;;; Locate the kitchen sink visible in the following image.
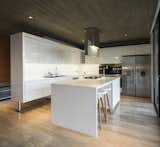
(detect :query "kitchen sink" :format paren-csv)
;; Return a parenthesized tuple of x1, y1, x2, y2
(84, 75, 102, 79)
(44, 75, 65, 78)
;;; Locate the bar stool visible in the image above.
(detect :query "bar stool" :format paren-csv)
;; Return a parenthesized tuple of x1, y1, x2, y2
(103, 87, 111, 112)
(97, 90, 107, 129)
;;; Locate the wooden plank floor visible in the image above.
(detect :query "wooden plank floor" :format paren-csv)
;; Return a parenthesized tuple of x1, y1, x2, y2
(0, 96, 159, 147)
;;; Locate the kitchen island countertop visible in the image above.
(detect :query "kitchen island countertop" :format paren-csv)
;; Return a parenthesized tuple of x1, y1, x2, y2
(52, 76, 120, 88)
(51, 76, 120, 137)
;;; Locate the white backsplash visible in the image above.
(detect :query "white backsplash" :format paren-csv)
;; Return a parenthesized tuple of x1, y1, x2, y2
(24, 63, 99, 81)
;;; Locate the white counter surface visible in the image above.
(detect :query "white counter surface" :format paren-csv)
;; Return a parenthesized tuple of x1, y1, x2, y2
(53, 76, 120, 88)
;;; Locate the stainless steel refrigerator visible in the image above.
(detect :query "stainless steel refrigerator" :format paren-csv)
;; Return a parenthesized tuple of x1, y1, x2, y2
(122, 55, 151, 97)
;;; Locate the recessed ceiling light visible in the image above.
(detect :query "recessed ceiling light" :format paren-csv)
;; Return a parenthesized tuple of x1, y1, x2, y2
(124, 33, 128, 37)
(114, 56, 119, 60)
(82, 40, 84, 42)
(28, 16, 33, 19)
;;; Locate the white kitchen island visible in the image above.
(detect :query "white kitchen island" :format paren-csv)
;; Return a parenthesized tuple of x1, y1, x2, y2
(51, 77, 120, 137)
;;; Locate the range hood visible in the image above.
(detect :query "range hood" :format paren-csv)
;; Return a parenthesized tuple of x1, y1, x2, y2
(84, 27, 99, 57)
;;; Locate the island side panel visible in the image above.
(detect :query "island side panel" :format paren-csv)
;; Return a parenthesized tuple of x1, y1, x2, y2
(112, 78, 120, 109)
(51, 84, 98, 137)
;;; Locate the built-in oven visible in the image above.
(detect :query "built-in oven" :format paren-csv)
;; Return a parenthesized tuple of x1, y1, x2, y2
(99, 64, 122, 88)
(99, 64, 122, 75)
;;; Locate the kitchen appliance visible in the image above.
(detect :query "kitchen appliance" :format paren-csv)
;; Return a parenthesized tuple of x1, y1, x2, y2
(84, 27, 99, 56)
(99, 64, 122, 75)
(122, 55, 151, 97)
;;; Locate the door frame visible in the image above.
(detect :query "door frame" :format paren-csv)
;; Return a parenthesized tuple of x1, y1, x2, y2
(152, 12, 160, 117)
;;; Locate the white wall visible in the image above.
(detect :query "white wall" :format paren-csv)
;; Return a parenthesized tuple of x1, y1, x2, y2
(24, 63, 99, 81)
(99, 44, 151, 64)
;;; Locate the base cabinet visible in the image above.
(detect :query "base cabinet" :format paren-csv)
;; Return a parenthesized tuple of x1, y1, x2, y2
(23, 77, 72, 103)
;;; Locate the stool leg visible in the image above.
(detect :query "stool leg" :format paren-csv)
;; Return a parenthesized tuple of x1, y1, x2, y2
(103, 95, 107, 123)
(106, 94, 111, 112)
(100, 97, 106, 123)
(98, 99, 101, 129)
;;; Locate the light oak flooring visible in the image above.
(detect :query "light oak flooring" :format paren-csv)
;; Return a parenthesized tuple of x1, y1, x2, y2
(0, 96, 159, 147)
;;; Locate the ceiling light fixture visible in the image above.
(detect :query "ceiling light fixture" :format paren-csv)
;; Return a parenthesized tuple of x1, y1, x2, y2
(28, 16, 33, 19)
(124, 33, 128, 37)
(114, 57, 119, 60)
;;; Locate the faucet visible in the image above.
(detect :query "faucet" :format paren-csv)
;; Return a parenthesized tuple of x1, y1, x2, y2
(83, 72, 86, 77)
(48, 71, 53, 76)
(55, 66, 58, 76)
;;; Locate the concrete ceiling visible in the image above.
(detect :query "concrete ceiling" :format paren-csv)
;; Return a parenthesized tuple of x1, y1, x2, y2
(0, 0, 158, 48)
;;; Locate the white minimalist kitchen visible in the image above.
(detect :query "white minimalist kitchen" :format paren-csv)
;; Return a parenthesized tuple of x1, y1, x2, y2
(0, 1, 159, 147)
(10, 32, 121, 136)
(10, 31, 151, 137)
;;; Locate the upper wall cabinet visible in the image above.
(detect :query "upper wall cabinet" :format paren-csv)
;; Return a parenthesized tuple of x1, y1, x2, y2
(23, 36, 58, 63)
(98, 44, 151, 64)
(22, 32, 82, 64)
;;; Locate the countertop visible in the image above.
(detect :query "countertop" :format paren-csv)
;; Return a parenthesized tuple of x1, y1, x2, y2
(105, 74, 121, 77)
(52, 76, 120, 88)
(24, 75, 74, 82)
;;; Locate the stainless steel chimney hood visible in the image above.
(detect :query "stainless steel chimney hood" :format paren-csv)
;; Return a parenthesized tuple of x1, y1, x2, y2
(84, 27, 99, 57)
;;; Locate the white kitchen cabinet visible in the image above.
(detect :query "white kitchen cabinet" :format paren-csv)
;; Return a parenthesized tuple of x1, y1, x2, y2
(10, 32, 82, 104)
(23, 34, 82, 64)
(85, 56, 99, 64)
(99, 44, 151, 64)
(23, 35, 62, 64)
(23, 77, 73, 103)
